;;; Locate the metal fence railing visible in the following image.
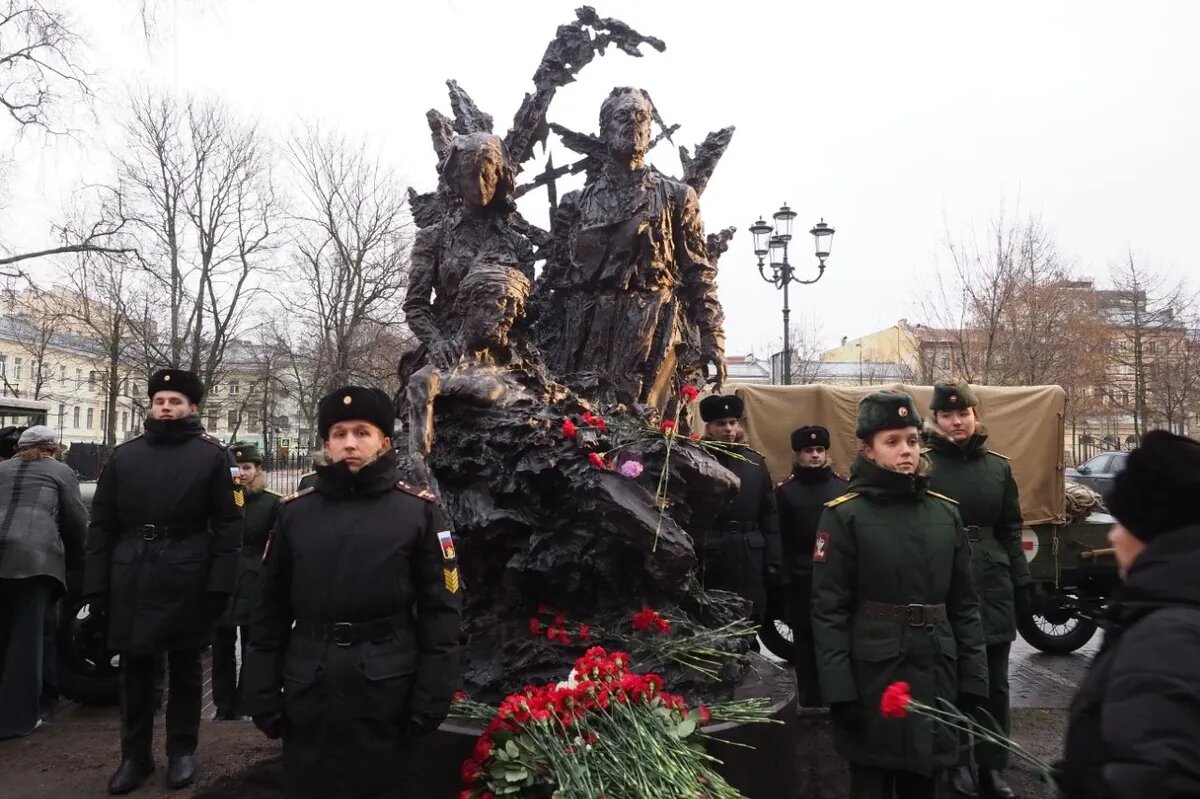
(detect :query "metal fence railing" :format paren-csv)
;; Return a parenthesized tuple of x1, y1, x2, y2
(258, 451, 319, 495)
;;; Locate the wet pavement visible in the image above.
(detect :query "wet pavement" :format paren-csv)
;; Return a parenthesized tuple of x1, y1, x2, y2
(1010, 633, 1100, 708)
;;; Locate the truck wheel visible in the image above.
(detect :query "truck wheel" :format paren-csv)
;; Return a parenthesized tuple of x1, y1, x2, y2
(57, 584, 121, 705)
(1017, 610, 1097, 655)
(758, 605, 795, 662)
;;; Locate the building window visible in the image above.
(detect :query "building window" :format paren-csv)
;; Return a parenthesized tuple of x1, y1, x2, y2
(121, 411, 128, 432)
(86, 407, 94, 429)
(227, 410, 238, 429)
(228, 381, 239, 395)
(100, 408, 107, 432)
(72, 406, 80, 428)
(76, 368, 82, 387)
(60, 366, 66, 386)
(0, 354, 6, 377)
(14, 357, 21, 380)
(208, 414, 219, 431)
(248, 409, 259, 429)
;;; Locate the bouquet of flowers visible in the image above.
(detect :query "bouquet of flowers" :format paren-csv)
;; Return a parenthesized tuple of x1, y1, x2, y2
(454, 647, 776, 799)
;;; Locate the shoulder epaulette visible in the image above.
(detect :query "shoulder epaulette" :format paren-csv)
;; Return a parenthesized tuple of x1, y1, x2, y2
(920, 446, 932, 454)
(114, 434, 142, 448)
(280, 487, 316, 504)
(298, 470, 314, 478)
(987, 450, 1011, 461)
(776, 476, 794, 488)
(199, 433, 227, 448)
(396, 480, 437, 502)
(824, 492, 861, 508)
(927, 490, 959, 505)
(264, 488, 284, 497)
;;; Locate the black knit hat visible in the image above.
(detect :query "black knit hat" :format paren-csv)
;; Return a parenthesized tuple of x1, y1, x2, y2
(317, 386, 395, 440)
(930, 379, 978, 412)
(792, 425, 831, 451)
(231, 442, 262, 464)
(856, 389, 922, 439)
(1108, 430, 1200, 542)
(148, 369, 205, 405)
(699, 394, 744, 422)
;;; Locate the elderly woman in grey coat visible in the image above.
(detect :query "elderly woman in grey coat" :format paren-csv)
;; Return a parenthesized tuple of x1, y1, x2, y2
(0, 426, 88, 739)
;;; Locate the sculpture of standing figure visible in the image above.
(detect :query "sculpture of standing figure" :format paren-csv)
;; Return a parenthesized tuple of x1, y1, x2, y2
(534, 87, 726, 408)
(398, 133, 536, 400)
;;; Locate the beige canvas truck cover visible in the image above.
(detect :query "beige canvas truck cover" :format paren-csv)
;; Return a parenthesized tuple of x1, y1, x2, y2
(707, 383, 1066, 525)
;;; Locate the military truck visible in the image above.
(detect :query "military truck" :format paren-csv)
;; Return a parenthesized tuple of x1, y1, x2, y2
(720, 382, 1115, 660)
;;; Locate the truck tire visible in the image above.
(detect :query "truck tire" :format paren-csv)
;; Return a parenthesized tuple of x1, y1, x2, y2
(758, 605, 795, 662)
(1017, 609, 1098, 655)
(57, 581, 121, 705)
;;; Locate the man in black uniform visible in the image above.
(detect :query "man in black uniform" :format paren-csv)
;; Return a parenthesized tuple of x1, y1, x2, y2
(242, 386, 463, 799)
(696, 394, 782, 621)
(84, 369, 243, 794)
(776, 425, 847, 706)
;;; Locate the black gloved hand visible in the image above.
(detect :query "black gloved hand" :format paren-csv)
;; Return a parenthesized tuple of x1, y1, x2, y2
(206, 592, 230, 621)
(829, 701, 861, 732)
(406, 713, 440, 739)
(253, 710, 287, 740)
(1014, 584, 1035, 617)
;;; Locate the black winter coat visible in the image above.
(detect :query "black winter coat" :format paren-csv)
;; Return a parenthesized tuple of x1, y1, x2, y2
(695, 448, 782, 615)
(83, 416, 244, 654)
(242, 451, 464, 799)
(776, 465, 848, 581)
(1056, 523, 1200, 798)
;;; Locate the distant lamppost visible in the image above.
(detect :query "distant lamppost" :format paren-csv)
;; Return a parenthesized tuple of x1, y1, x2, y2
(750, 205, 835, 385)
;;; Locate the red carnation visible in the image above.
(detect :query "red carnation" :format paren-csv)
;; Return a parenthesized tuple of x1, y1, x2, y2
(697, 704, 712, 724)
(578, 624, 591, 641)
(681, 385, 700, 402)
(453, 690, 467, 702)
(689, 433, 701, 441)
(588, 452, 607, 469)
(562, 418, 578, 438)
(660, 420, 676, 433)
(529, 617, 541, 636)
(880, 681, 912, 719)
(632, 607, 671, 634)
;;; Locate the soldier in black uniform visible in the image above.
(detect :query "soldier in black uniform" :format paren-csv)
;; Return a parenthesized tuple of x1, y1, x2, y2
(776, 425, 848, 706)
(695, 394, 783, 621)
(84, 369, 243, 794)
(242, 386, 464, 799)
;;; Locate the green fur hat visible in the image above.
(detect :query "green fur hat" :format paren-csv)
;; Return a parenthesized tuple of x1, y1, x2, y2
(856, 389, 923, 439)
(930, 379, 978, 412)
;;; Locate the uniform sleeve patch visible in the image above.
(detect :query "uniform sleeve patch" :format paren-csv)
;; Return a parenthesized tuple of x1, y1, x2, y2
(443, 567, 460, 593)
(437, 530, 456, 560)
(234, 488, 244, 508)
(814, 531, 831, 563)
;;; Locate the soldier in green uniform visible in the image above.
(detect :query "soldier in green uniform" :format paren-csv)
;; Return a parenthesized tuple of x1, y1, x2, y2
(923, 381, 1031, 799)
(813, 389, 988, 799)
(211, 443, 281, 720)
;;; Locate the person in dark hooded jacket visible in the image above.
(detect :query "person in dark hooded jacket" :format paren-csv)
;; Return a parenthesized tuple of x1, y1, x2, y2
(1055, 429, 1200, 799)
(776, 425, 846, 707)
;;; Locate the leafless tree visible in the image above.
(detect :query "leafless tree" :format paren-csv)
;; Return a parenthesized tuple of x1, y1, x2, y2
(275, 124, 414, 436)
(112, 90, 280, 390)
(0, 1, 91, 133)
(1105, 255, 1195, 437)
(0, 283, 61, 398)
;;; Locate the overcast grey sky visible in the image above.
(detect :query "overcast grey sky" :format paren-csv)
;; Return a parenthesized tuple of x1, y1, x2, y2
(4, 0, 1197, 357)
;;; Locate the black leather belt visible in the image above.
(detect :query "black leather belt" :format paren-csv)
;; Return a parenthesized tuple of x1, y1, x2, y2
(965, 525, 995, 542)
(127, 524, 206, 541)
(859, 601, 947, 627)
(722, 522, 760, 534)
(294, 614, 406, 647)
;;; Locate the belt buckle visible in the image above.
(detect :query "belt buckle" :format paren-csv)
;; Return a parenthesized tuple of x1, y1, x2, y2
(331, 622, 354, 647)
(965, 525, 981, 542)
(141, 524, 158, 541)
(906, 604, 925, 627)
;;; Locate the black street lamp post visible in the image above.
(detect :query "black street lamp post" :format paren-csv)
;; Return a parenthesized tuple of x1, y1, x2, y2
(750, 205, 835, 385)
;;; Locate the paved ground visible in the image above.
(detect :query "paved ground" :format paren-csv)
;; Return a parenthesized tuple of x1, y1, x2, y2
(1, 635, 1096, 797)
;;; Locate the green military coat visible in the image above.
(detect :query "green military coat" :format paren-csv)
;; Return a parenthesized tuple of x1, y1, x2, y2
(218, 483, 281, 627)
(923, 425, 1031, 644)
(812, 455, 988, 776)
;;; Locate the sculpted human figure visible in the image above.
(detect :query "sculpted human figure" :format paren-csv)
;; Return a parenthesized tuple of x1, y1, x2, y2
(534, 87, 727, 408)
(399, 133, 535, 394)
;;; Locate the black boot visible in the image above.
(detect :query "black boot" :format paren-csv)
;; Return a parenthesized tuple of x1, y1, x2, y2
(952, 766, 980, 797)
(107, 760, 153, 795)
(166, 755, 196, 789)
(980, 768, 1017, 799)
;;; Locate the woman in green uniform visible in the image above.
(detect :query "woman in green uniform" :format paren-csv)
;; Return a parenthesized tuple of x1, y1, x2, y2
(923, 381, 1031, 799)
(813, 389, 988, 799)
